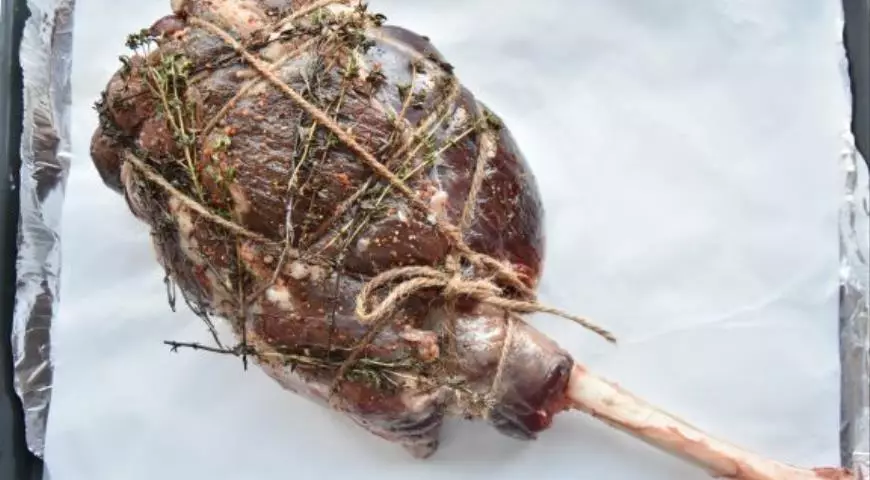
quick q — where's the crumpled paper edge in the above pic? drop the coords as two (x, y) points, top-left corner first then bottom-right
(7, 0), (870, 477)
(11, 0), (75, 459)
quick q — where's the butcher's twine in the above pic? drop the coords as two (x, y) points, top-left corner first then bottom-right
(124, 0), (616, 413)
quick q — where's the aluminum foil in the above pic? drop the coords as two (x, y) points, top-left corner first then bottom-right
(11, 0), (75, 460)
(839, 131), (870, 479)
(6, 0), (870, 477)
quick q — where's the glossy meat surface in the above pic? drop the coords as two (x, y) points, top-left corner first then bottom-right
(91, 0), (572, 458)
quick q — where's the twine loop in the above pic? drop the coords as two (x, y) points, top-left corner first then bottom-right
(355, 256), (617, 343)
(355, 261), (503, 326)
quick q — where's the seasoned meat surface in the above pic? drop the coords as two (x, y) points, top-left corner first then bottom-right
(91, 0), (572, 458)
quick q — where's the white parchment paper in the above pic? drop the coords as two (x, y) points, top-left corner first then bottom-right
(47, 1), (851, 478)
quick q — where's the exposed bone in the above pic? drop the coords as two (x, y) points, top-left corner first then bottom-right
(566, 365), (852, 480)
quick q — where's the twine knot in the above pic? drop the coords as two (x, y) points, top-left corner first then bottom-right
(443, 271), (464, 300)
(355, 259), (617, 344)
(355, 263), (504, 325)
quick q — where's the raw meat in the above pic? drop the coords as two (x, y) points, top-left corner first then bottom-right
(91, 0), (584, 459)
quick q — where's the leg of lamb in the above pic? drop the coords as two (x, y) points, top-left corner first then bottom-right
(88, 1), (852, 478)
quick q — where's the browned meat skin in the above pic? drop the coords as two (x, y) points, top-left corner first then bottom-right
(91, 0), (568, 458)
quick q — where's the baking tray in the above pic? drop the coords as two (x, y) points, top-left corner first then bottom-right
(0, 0), (867, 479)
